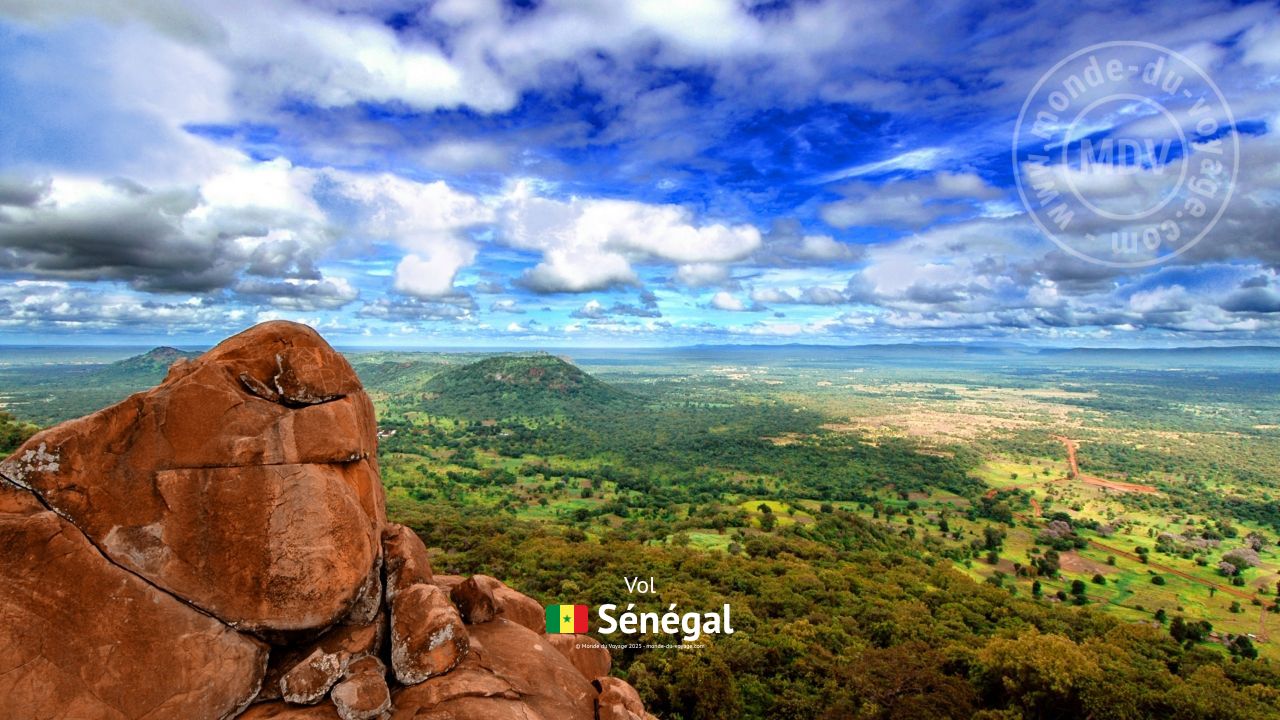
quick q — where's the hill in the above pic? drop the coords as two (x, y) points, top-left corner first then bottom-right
(0, 321), (650, 720)
(90, 346), (200, 385)
(421, 354), (631, 419)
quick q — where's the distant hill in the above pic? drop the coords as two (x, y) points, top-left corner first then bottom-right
(90, 346), (200, 385)
(421, 354), (630, 419)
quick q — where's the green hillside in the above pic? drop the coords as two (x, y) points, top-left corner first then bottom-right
(90, 346), (199, 385)
(420, 354), (631, 419)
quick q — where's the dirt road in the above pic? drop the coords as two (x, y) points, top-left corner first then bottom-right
(1053, 435), (1158, 494)
(1085, 537), (1257, 602)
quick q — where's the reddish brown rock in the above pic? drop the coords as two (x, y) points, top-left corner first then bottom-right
(331, 656), (392, 720)
(595, 676), (653, 720)
(431, 574), (466, 592)
(0, 480), (267, 720)
(240, 703), (341, 719)
(260, 612), (386, 703)
(544, 633), (612, 680)
(280, 648), (348, 705)
(450, 574), (545, 633)
(392, 619), (597, 720)
(382, 522), (433, 598)
(389, 582), (469, 684)
(0, 320), (657, 720)
(0, 321), (385, 635)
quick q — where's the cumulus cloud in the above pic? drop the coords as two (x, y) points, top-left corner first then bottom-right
(501, 182), (761, 293)
(821, 172), (1003, 230)
(753, 220), (862, 267)
(332, 171), (493, 299)
(488, 298), (524, 314)
(570, 291), (662, 320)
(232, 277), (357, 310)
(0, 160), (338, 298)
(674, 263), (733, 288)
(0, 279), (239, 332)
(357, 295), (476, 322)
(710, 291), (758, 312)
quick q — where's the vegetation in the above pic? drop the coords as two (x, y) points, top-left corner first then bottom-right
(0, 410), (36, 455)
(5, 344), (1280, 719)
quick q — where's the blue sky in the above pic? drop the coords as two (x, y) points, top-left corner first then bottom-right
(0, 0), (1278, 347)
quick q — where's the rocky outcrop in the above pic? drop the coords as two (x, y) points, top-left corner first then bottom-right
(0, 482), (267, 720)
(0, 321), (653, 720)
(451, 574), (546, 633)
(0, 321), (383, 636)
(547, 633), (613, 681)
(392, 620), (598, 719)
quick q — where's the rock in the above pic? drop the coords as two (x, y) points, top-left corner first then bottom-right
(431, 574), (466, 592)
(595, 676), (652, 720)
(331, 656), (392, 720)
(240, 703), (341, 719)
(544, 633), (611, 680)
(0, 321), (384, 635)
(382, 523), (433, 599)
(0, 480), (268, 720)
(392, 619), (597, 719)
(451, 574), (545, 633)
(343, 557), (384, 626)
(389, 582), (470, 684)
(280, 648), (348, 705)
(260, 613), (386, 702)
(0, 320), (655, 720)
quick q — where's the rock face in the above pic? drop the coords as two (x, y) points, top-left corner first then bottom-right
(393, 620), (598, 719)
(388, 583), (469, 684)
(0, 321), (383, 635)
(0, 482), (267, 720)
(0, 321), (654, 720)
(546, 633), (613, 681)
(451, 574), (546, 633)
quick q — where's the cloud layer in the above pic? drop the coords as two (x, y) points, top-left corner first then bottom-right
(0, 0), (1277, 344)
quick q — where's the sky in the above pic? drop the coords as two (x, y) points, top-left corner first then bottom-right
(0, 0), (1278, 347)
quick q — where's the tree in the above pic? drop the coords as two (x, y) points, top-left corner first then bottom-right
(1092, 573), (1106, 585)
(759, 512), (777, 532)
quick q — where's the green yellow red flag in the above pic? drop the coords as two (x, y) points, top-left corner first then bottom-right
(546, 604), (588, 633)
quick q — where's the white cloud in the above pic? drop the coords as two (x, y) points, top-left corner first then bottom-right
(332, 171), (493, 298)
(419, 140), (510, 173)
(0, 158), (338, 295)
(710, 291), (746, 311)
(749, 287), (795, 304)
(501, 181), (760, 293)
(392, 243), (476, 299)
(821, 172), (1003, 230)
(488, 298), (523, 313)
(675, 262), (732, 287)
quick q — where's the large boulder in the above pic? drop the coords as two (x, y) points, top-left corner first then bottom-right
(545, 633), (612, 681)
(260, 614), (386, 703)
(0, 321), (385, 635)
(0, 481), (267, 719)
(393, 619), (597, 719)
(382, 523), (434, 598)
(0, 321), (656, 720)
(595, 677), (658, 720)
(451, 574), (546, 633)
(389, 583), (470, 684)
(330, 656), (392, 720)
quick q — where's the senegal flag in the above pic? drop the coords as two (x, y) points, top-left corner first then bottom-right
(546, 604), (588, 634)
